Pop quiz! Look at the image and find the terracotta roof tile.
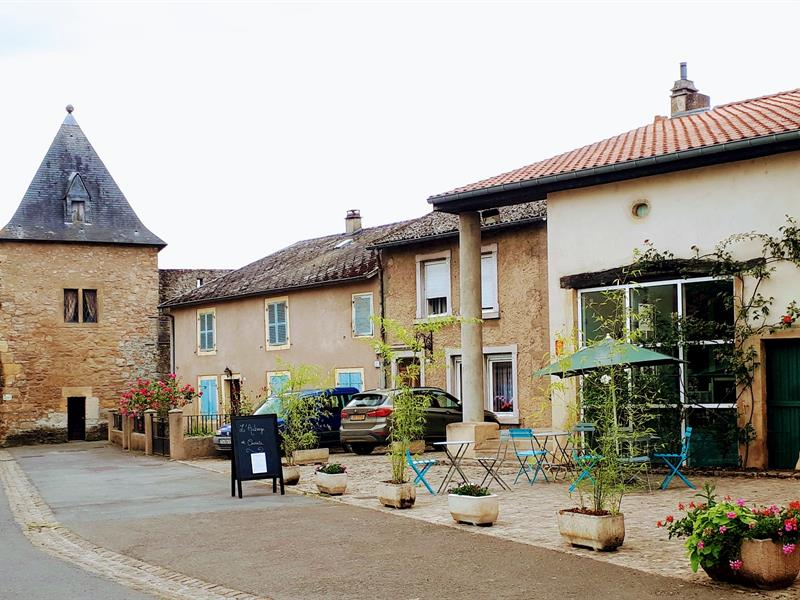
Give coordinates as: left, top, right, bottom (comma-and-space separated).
432, 88, 800, 200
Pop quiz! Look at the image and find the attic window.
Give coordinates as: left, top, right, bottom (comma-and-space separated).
335, 238, 354, 249
65, 172, 90, 224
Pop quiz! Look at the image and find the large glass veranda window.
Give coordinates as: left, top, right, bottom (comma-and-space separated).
578, 277, 736, 467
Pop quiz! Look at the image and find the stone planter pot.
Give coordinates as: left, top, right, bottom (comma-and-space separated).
556, 509, 625, 551
283, 466, 301, 486
315, 471, 347, 495
377, 481, 416, 509
739, 538, 800, 589
448, 494, 499, 526
292, 448, 329, 465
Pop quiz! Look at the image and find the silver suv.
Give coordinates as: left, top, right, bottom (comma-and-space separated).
340, 387, 500, 455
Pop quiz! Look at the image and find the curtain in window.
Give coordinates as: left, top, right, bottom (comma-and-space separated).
64, 289, 79, 323
82, 289, 98, 323
491, 360, 514, 413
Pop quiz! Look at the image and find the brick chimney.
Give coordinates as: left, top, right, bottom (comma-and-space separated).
345, 209, 362, 235
670, 62, 710, 117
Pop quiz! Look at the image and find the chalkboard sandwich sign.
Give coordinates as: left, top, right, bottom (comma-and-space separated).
230, 414, 284, 498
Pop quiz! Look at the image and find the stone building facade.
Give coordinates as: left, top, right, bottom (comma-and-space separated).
0, 108, 166, 445
374, 202, 551, 427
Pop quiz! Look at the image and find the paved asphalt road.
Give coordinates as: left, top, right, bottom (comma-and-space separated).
6, 443, 765, 600
0, 448, 151, 600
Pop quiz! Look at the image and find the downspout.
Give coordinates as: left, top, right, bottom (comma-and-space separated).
163, 311, 176, 375
377, 250, 387, 388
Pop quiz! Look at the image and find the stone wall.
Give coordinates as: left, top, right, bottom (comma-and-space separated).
0, 241, 160, 446
157, 269, 231, 377
381, 222, 551, 427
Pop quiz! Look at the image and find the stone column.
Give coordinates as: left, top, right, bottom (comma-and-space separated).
447, 211, 498, 453
144, 409, 156, 456
107, 409, 116, 443
168, 408, 185, 460
122, 414, 131, 450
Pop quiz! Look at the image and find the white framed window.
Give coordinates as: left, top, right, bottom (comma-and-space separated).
198, 375, 219, 415
265, 297, 290, 349
352, 293, 374, 337
197, 308, 216, 354
416, 250, 451, 319
481, 243, 499, 318
267, 371, 290, 396
446, 345, 519, 424
335, 368, 365, 392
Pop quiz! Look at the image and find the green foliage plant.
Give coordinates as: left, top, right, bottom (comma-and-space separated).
316, 463, 347, 475
371, 316, 462, 485
275, 361, 333, 466
448, 483, 491, 497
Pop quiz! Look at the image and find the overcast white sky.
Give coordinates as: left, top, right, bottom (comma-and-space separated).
1, 1, 799, 269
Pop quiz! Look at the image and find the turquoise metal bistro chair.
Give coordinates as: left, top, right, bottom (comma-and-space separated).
654, 427, 696, 490
569, 423, 602, 493
509, 428, 549, 484
406, 449, 436, 495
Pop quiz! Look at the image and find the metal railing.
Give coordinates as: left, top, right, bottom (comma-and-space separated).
184, 413, 230, 437
112, 412, 123, 431
152, 417, 170, 456
132, 415, 145, 434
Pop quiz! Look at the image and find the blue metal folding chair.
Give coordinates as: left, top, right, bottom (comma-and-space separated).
406, 449, 436, 495
569, 423, 602, 493
509, 428, 549, 484
655, 426, 696, 490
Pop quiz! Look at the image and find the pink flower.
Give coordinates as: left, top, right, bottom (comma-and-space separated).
783, 544, 796, 555
727, 512, 737, 519
785, 518, 798, 532
677, 503, 685, 511
719, 526, 727, 534
697, 541, 705, 549
749, 522, 756, 529
736, 498, 746, 507
729, 559, 742, 571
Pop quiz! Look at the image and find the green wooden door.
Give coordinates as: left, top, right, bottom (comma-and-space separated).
767, 340, 800, 469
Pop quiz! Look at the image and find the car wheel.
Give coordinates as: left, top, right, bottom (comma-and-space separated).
350, 443, 375, 455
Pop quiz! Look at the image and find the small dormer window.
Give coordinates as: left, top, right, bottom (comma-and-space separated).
65, 172, 90, 224
71, 200, 85, 222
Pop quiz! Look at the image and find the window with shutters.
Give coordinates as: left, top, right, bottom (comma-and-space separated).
481, 244, 499, 318
352, 293, 374, 337
265, 298, 290, 349
335, 368, 365, 392
415, 251, 451, 319
197, 308, 216, 354
447, 345, 519, 424
267, 371, 290, 395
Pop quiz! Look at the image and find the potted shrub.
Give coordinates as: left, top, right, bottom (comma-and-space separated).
660, 484, 800, 589
315, 463, 348, 495
377, 387, 428, 509
557, 368, 649, 551
448, 483, 498, 526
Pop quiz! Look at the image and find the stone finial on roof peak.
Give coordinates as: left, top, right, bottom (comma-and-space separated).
63, 104, 77, 125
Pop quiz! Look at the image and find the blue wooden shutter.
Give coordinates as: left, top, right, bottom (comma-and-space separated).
353, 294, 373, 336
268, 302, 287, 345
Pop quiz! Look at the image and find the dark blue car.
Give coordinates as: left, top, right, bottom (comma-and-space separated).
213, 387, 359, 452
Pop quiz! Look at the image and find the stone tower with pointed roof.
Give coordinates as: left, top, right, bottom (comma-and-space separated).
0, 108, 165, 445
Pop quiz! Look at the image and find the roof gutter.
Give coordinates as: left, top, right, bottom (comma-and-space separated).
428, 130, 800, 213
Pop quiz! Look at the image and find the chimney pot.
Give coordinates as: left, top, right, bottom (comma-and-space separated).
345, 209, 362, 235
670, 61, 710, 117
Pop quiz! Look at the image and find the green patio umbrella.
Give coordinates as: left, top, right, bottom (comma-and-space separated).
534, 335, 684, 379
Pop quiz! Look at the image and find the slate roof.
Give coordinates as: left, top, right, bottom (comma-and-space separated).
0, 110, 165, 247
372, 200, 546, 248
431, 88, 800, 201
161, 221, 409, 308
